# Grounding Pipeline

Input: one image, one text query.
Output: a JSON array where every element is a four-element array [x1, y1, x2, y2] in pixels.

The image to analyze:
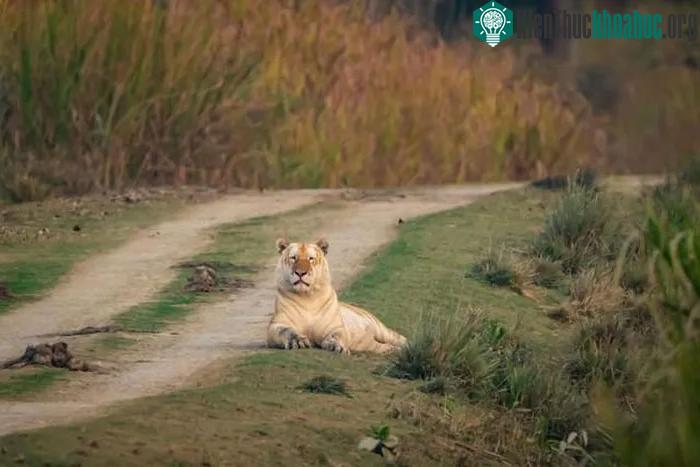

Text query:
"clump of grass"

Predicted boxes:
[[387, 310, 586, 443], [550, 269, 628, 322], [566, 312, 647, 391], [418, 377, 449, 395], [385, 310, 499, 393], [532, 256, 566, 289], [532, 184, 618, 273], [469, 247, 517, 287], [298, 375, 350, 397], [618, 258, 648, 294], [469, 247, 537, 296]]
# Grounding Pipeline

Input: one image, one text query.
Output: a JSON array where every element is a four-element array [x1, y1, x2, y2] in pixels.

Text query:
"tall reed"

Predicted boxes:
[[0, 0, 606, 200]]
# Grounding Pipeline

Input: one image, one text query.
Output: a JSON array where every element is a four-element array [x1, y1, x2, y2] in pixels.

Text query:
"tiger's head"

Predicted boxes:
[[276, 238, 331, 294]]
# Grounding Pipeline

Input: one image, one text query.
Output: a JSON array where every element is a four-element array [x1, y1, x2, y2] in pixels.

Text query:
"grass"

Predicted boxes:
[[0, 0, 612, 199], [0, 192, 194, 313], [0, 367, 66, 399], [0, 187, 584, 466], [341, 188, 568, 354], [299, 375, 350, 397], [532, 183, 620, 274], [112, 203, 335, 332]]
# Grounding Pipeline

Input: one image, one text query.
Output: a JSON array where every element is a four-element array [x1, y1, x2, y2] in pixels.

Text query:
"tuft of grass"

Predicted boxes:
[[532, 256, 566, 289], [469, 246, 538, 298], [551, 269, 628, 322], [533, 184, 618, 273], [385, 310, 500, 396], [298, 375, 350, 397], [469, 246, 517, 288]]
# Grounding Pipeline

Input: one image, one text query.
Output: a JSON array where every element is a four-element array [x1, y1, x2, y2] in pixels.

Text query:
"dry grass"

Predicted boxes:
[[549, 269, 628, 322], [0, 0, 605, 200]]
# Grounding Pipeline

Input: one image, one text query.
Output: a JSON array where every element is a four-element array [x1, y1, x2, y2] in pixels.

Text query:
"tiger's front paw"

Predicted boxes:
[[284, 331, 311, 350], [321, 335, 349, 355]]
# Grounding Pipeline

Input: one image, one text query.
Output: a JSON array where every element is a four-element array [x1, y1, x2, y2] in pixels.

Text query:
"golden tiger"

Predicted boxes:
[[267, 238, 406, 354]]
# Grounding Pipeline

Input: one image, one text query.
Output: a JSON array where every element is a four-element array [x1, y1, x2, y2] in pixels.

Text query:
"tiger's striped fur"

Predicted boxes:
[[267, 239, 406, 354]]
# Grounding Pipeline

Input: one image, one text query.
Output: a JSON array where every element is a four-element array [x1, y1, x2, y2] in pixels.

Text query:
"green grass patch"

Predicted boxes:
[[0, 187, 577, 466], [341, 188, 568, 354], [0, 195, 192, 314], [0, 368, 66, 399], [96, 335, 137, 351], [114, 271, 197, 333]]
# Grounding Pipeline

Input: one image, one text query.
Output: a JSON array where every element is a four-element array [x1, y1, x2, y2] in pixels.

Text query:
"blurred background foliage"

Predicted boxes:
[[0, 0, 698, 201]]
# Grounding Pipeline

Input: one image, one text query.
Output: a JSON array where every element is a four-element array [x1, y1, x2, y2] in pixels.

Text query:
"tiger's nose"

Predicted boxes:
[[295, 270, 308, 277]]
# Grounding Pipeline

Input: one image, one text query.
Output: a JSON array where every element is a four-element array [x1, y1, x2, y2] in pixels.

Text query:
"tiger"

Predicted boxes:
[[267, 238, 406, 354]]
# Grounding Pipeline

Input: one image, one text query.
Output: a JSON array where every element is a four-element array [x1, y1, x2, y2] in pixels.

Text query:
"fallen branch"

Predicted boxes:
[[39, 324, 123, 337]]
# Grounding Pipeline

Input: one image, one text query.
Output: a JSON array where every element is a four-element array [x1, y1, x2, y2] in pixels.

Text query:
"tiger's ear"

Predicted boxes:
[[316, 238, 329, 255], [276, 238, 289, 254]]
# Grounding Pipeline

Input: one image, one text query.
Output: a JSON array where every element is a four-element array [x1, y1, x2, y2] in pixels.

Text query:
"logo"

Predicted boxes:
[[473, 1, 514, 47]]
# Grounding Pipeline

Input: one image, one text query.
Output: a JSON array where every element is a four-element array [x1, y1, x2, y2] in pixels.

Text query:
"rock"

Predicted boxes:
[[358, 437, 381, 453]]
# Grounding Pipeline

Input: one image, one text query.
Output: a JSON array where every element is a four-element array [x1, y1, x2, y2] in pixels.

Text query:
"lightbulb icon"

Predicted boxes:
[[476, 2, 510, 47]]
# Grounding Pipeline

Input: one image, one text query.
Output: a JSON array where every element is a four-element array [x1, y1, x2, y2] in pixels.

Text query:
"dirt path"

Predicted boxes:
[[0, 192, 321, 362], [0, 184, 520, 436]]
